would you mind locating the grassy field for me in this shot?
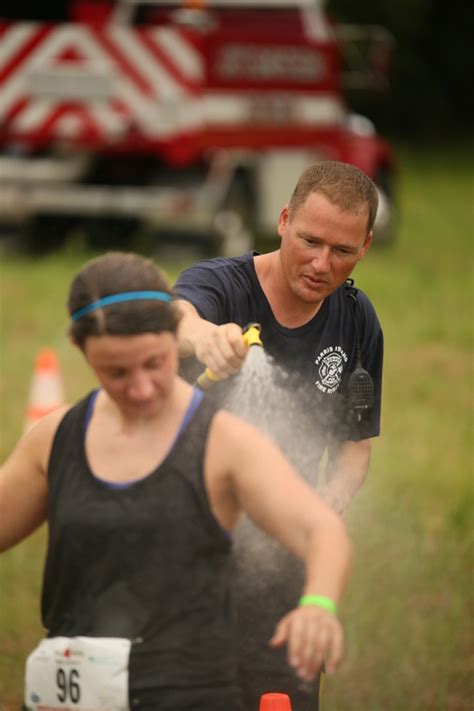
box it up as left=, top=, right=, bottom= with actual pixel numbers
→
left=1, top=143, right=473, bottom=710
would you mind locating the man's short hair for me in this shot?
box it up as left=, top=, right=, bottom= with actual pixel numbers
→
left=288, top=161, right=379, bottom=232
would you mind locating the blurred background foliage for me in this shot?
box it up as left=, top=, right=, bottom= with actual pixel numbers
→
left=327, top=0, right=474, bottom=139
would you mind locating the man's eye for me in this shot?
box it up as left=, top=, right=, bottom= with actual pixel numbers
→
left=146, top=360, right=163, bottom=370
left=109, top=369, right=126, bottom=379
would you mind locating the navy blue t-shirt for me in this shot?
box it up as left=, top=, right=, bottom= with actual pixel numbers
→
left=174, top=251, right=383, bottom=445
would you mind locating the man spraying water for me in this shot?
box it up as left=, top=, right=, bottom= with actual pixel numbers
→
left=174, top=160, right=384, bottom=710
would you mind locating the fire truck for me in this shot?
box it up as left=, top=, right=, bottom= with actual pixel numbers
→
left=0, top=0, right=397, bottom=254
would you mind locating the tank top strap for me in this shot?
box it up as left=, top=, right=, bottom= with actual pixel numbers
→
left=176, top=386, right=203, bottom=439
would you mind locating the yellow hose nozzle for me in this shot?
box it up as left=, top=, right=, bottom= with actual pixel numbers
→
left=195, top=367, right=221, bottom=390
left=242, top=322, right=263, bottom=348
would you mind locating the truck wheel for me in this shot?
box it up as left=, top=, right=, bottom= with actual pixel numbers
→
left=23, top=215, right=71, bottom=254
left=84, top=216, right=139, bottom=251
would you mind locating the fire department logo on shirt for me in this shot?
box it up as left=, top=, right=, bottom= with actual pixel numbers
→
left=314, top=346, right=348, bottom=394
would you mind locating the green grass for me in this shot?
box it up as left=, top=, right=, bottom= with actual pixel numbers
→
left=1, top=143, right=473, bottom=710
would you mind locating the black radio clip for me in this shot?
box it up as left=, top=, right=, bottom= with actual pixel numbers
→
left=345, top=279, right=374, bottom=422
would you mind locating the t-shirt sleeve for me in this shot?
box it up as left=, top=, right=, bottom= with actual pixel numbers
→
left=173, top=263, right=229, bottom=323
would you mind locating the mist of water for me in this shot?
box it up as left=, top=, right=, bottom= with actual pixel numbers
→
left=220, top=346, right=328, bottom=681
left=221, top=345, right=325, bottom=482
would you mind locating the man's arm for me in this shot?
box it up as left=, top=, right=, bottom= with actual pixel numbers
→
left=176, top=299, right=247, bottom=379
left=318, top=438, right=372, bottom=516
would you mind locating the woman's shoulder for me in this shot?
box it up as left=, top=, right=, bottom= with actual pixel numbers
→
left=24, top=404, right=73, bottom=441
left=2, top=403, right=73, bottom=482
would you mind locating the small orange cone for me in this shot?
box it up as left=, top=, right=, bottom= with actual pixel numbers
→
left=259, top=693, right=292, bottom=711
left=24, top=348, right=65, bottom=433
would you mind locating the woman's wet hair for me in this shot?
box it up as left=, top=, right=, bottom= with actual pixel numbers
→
left=288, top=161, right=379, bottom=233
left=68, top=252, right=180, bottom=349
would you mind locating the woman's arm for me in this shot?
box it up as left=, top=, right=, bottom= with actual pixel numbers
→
left=0, top=407, right=67, bottom=552
left=206, top=410, right=353, bottom=680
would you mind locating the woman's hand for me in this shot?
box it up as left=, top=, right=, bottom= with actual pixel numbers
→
left=269, top=605, right=344, bottom=681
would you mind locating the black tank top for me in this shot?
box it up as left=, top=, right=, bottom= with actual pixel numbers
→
left=41, top=391, right=242, bottom=710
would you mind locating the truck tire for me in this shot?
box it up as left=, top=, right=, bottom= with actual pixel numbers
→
left=84, top=216, right=140, bottom=251
left=23, top=215, right=71, bottom=254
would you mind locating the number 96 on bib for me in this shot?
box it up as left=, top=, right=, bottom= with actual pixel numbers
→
left=24, top=636, right=131, bottom=710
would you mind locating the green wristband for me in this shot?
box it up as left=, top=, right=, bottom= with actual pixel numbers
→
left=298, top=594, right=337, bottom=615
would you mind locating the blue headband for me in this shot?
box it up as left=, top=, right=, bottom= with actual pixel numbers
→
left=71, top=291, right=173, bottom=322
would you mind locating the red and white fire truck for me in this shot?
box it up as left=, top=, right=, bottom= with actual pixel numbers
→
left=0, top=0, right=397, bottom=254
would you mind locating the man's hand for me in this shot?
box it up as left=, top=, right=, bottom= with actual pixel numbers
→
left=176, top=299, right=248, bottom=380
left=269, top=606, right=344, bottom=681
left=194, top=322, right=248, bottom=380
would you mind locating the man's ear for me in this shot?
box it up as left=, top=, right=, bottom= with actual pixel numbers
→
left=359, top=230, right=373, bottom=260
left=277, top=205, right=290, bottom=239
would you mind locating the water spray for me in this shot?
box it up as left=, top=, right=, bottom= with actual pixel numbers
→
left=195, top=322, right=263, bottom=390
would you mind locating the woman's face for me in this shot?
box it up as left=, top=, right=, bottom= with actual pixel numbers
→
left=83, top=331, right=179, bottom=419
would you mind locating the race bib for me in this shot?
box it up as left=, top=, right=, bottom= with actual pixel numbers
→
left=24, top=636, right=131, bottom=711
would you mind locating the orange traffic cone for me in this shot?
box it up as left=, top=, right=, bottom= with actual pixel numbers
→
left=24, top=348, right=65, bottom=433
left=259, top=693, right=292, bottom=710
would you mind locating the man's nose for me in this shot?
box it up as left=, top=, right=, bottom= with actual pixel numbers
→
left=312, top=246, right=331, bottom=273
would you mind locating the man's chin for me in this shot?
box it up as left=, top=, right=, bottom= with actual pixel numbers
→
left=299, top=285, right=330, bottom=303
